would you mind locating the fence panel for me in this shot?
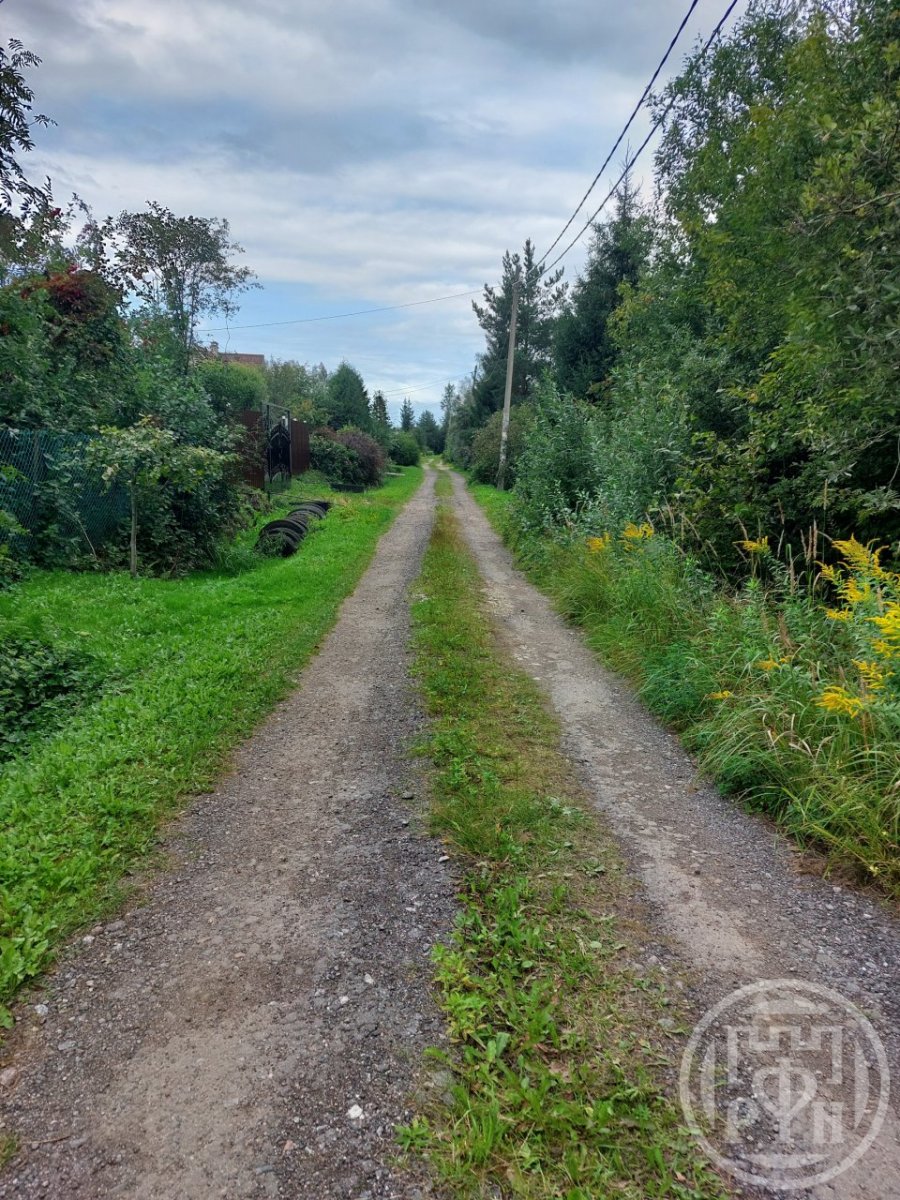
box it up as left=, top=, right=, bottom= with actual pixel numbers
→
left=0, top=427, right=128, bottom=562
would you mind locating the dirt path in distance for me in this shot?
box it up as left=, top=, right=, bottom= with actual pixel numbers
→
left=0, top=468, right=452, bottom=1200
left=449, top=470, right=900, bottom=1200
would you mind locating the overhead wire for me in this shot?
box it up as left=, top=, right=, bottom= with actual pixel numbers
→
left=537, top=0, right=703, bottom=267
left=539, top=0, right=742, bottom=275
left=197, top=288, right=482, bottom=333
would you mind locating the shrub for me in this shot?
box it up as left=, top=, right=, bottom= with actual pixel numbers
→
left=389, top=431, right=420, bottom=466
left=333, top=427, right=385, bottom=487
left=309, top=433, right=365, bottom=489
left=469, top=406, right=534, bottom=485
left=195, top=359, right=268, bottom=420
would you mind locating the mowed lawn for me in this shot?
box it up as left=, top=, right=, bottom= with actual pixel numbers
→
left=0, top=468, right=422, bottom=1011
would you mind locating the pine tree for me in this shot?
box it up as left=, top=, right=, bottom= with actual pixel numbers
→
left=471, top=238, right=567, bottom=420
left=416, top=409, right=443, bottom=453
left=324, top=362, right=370, bottom=429
left=371, top=390, right=390, bottom=427
left=400, top=398, right=415, bottom=431
left=554, top=175, right=651, bottom=400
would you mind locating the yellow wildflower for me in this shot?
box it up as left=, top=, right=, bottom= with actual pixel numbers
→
left=872, top=639, right=895, bottom=659
left=853, top=660, right=887, bottom=691
left=833, top=536, right=887, bottom=577
left=870, top=603, right=900, bottom=646
left=817, top=686, right=864, bottom=718
left=756, top=658, right=780, bottom=671
left=739, top=536, right=769, bottom=554
left=843, top=578, right=871, bottom=605
left=622, top=521, right=654, bottom=541
left=707, top=690, right=733, bottom=700
left=587, top=534, right=612, bottom=553
left=825, top=608, right=852, bottom=621
left=818, top=563, right=838, bottom=583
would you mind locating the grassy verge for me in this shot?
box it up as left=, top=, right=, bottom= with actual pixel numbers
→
left=405, top=499, right=727, bottom=1199
left=0, top=468, right=422, bottom=1013
left=468, top=481, right=900, bottom=898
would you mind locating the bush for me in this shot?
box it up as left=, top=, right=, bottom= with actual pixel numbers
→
left=195, top=359, right=268, bottom=420
left=389, top=431, right=420, bottom=466
left=469, top=406, right=534, bottom=485
left=311, top=428, right=384, bottom=489
left=333, top=427, right=385, bottom=487
left=309, top=433, right=366, bottom=489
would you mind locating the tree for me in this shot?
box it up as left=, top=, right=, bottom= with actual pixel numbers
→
left=472, top=238, right=566, bottom=420
left=195, top=359, right=267, bottom=419
left=83, top=420, right=230, bottom=577
left=371, top=390, right=390, bottom=427
left=0, top=40, right=52, bottom=270
left=324, top=362, right=370, bottom=429
left=415, top=409, right=443, bottom=454
left=399, top=398, right=415, bottom=432
left=554, top=175, right=651, bottom=400
left=369, top=389, right=391, bottom=449
left=109, top=203, right=256, bottom=372
left=263, top=359, right=328, bottom=423
left=439, top=382, right=459, bottom=439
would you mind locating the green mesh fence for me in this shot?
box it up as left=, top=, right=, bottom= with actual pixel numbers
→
left=0, top=427, right=129, bottom=562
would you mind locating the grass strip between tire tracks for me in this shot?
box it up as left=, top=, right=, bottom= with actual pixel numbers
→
left=0, top=468, right=422, bottom=1015
left=404, top=485, right=727, bottom=1199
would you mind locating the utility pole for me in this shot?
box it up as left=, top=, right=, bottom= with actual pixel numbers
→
left=496, top=277, right=519, bottom=490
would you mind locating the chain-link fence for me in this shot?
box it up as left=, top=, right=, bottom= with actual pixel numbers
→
left=0, top=427, right=129, bottom=563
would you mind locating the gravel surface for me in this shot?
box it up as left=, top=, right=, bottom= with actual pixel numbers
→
left=450, top=471, right=900, bottom=1200
left=0, top=468, right=454, bottom=1200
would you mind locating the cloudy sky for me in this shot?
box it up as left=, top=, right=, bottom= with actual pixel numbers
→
left=6, top=0, right=733, bottom=420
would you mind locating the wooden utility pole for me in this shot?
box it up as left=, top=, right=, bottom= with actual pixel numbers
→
left=496, top=278, right=519, bottom=490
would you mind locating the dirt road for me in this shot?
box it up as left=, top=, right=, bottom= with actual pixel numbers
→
left=449, top=470, right=900, bottom=1200
left=0, top=469, right=452, bottom=1200
left=2, top=466, right=898, bottom=1200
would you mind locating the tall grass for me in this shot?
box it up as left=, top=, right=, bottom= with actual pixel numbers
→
left=469, top=484, right=900, bottom=897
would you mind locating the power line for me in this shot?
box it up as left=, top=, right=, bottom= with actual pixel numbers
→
left=540, top=0, right=742, bottom=275
left=197, top=288, right=482, bottom=333
left=537, top=0, right=703, bottom=267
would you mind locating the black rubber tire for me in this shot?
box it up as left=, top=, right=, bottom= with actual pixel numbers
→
left=256, top=518, right=308, bottom=558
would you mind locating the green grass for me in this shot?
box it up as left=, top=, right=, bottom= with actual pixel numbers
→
left=404, top=501, right=727, bottom=1200
left=468, top=479, right=900, bottom=898
left=0, top=468, right=422, bottom=1011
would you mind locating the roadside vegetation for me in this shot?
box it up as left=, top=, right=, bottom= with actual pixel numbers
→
left=442, top=0, right=899, bottom=896
left=0, top=468, right=421, bottom=1017
left=405, top=486, right=727, bottom=1199
left=473, top=485, right=900, bottom=898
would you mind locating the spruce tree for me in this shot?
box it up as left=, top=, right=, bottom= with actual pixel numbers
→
left=400, top=398, right=415, bottom=431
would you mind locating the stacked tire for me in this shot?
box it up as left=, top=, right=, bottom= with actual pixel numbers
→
left=256, top=500, right=332, bottom=558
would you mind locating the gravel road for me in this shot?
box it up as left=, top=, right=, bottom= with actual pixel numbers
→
left=449, top=471, right=900, bottom=1200
left=0, top=468, right=453, bottom=1200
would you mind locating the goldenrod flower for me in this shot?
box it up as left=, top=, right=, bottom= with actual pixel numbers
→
left=707, top=690, right=733, bottom=700
left=818, top=563, right=838, bottom=583
left=587, top=534, right=612, bottom=553
left=870, top=603, right=900, bottom=645
left=817, top=686, right=864, bottom=718
left=739, top=536, right=769, bottom=554
left=622, top=521, right=653, bottom=541
left=853, top=660, right=887, bottom=691
left=756, top=658, right=780, bottom=671
left=833, top=536, right=888, bottom=577
left=825, top=608, right=852, bottom=621
left=843, top=578, right=871, bottom=605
